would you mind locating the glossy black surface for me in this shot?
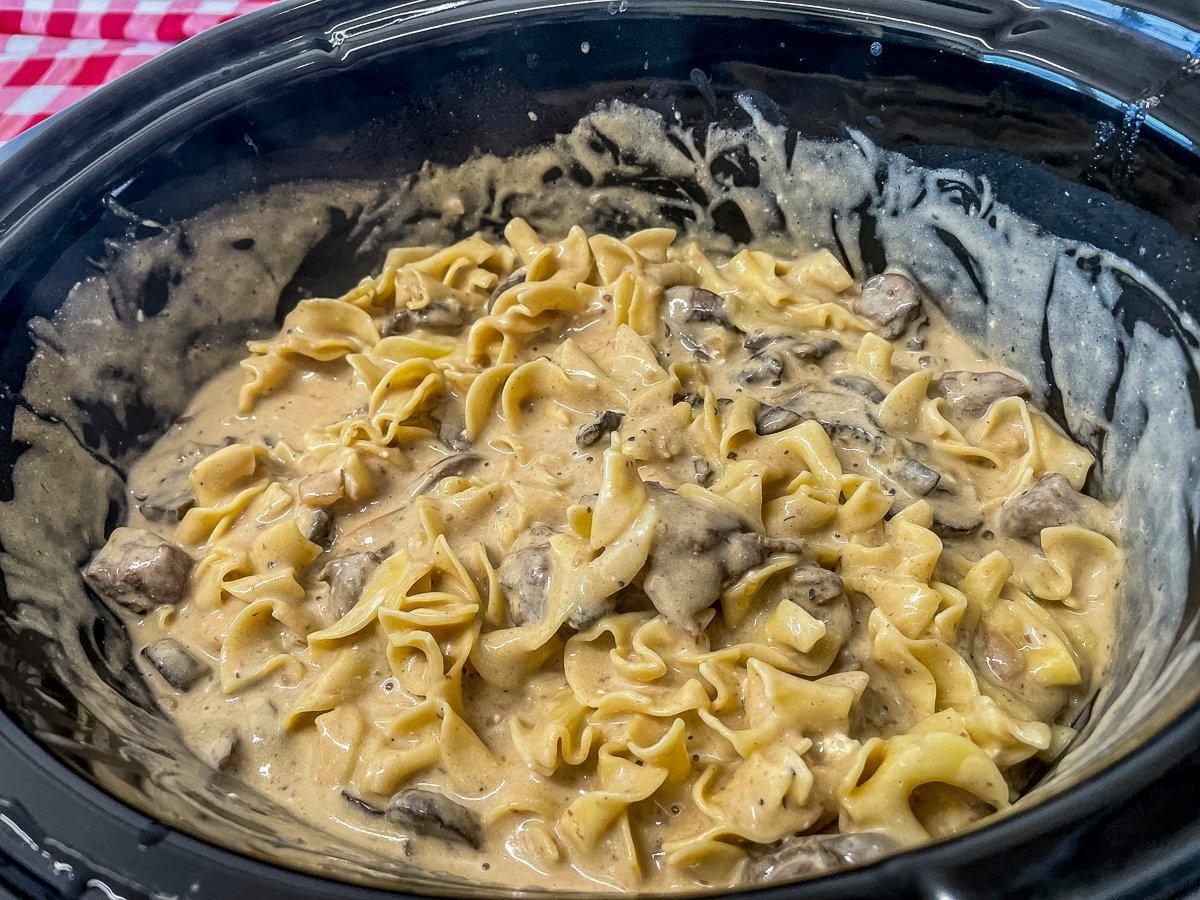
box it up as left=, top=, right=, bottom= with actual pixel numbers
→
left=0, top=1, right=1199, bottom=897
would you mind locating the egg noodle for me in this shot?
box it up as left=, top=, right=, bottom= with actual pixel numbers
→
left=112, top=220, right=1119, bottom=890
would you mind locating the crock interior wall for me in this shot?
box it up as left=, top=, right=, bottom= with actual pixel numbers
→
left=1, top=6, right=1198, bottom=894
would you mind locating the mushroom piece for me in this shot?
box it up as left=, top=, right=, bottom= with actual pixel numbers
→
left=735, top=350, right=786, bottom=385
left=436, top=406, right=471, bottom=451
left=692, top=457, right=715, bottom=487
left=488, top=266, right=528, bottom=311
left=890, top=458, right=942, bottom=497
left=498, top=525, right=555, bottom=627
left=788, top=565, right=844, bottom=604
left=931, top=370, right=1029, bottom=418
left=298, top=468, right=346, bottom=507
left=665, top=286, right=738, bottom=330
left=576, top=410, right=625, bottom=449
left=384, top=298, right=467, bottom=335
left=784, top=390, right=884, bottom=453
left=790, top=337, right=841, bottom=361
left=137, top=477, right=195, bottom=524
left=410, top=452, right=482, bottom=496
left=854, top=273, right=922, bottom=339
left=743, top=832, right=899, bottom=883
left=134, top=443, right=210, bottom=523
left=319, top=552, right=382, bottom=622
left=831, top=375, right=885, bottom=404
left=999, top=474, right=1085, bottom=542
left=754, top=404, right=802, bottom=436
left=297, top=504, right=333, bottom=546
left=641, top=483, right=796, bottom=631
left=385, top=789, right=482, bottom=849
left=199, top=730, right=241, bottom=771
left=84, top=527, right=192, bottom=614
left=743, top=331, right=782, bottom=353
left=926, top=480, right=985, bottom=537
left=499, top=525, right=614, bottom=630
left=973, top=625, right=1027, bottom=686
left=141, top=638, right=209, bottom=691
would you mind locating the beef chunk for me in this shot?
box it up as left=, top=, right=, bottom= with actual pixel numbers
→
left=853, top=273, right=922, bottom=339
left=1000, top=474, right=1084, bottom=542
left=932, top=370, right=1029, bottom=418
left=84, top=527, right=192, bottom=614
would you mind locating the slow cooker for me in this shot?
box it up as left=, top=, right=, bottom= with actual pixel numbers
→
left=1, top=0, right=1200, bottom=897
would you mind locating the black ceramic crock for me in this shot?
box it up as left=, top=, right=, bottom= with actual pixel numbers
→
left=2, top=1, right=1200, bottom=897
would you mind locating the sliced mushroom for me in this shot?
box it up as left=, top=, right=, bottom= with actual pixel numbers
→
left=488, top=266, right=527, bottom=311
left=784, top=390, right=884, bottom=453
left=788, top=565, right=844, bottom=604
left=436, top=407, right=471, bottom=451
left=141, top=638, right=209, bottom=691
left=137, top=478, right=195, bottom=524
left=642, top=483, right=785, bottom=631
left=385, top=789, right=482, bottom=848
left=754, top=404, right=802, bottom=436
left=736, top=350, right=785, bottom=385
left=931, top=370, right=1029, bottom=418
left=135, top=443, right=209, bottom=523
left=410, top=452, right=482, bottom=496
left=999, top=474, right=1083, bottom=542
left=320, top=552, right=382, bottom=622
left=576, top=410, right=625, bottom=449
left=743, top=331, right=782, bottom=353
left=854, top=273, right=922, bottom=339
left=973, top=625, right=1027, bottom=686
left=665, top=286, right=738, bottom=330
left=790, top=337, right=841, bottom=361
left=342, top=791, right=385, bottom=817
left=384, top=298, right=467, bottom=335
left=927, top=481, right=985, bottom=537
left=298, top=469, right=346, bottom=507
left=499, top=525, right=555, bottom=627
left=744, top=832, right=899, bottom=883
left=297, top=504, right=333, bottom=545
left=84, top=527, right=192, bottom=614
left=200, top=730, right=241, bottom=771
left=890, top=458, right=941, bottom=497
left=831, top=375, right=885, bottom=404
left=692, top=457, right=715, bottom=487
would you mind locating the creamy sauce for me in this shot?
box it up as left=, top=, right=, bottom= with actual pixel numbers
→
left=95, top=222, right=1122, bottom=891
left=6, top=99, right=1193, bottom=893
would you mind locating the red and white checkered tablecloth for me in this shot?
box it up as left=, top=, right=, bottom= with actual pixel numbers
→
left=0, top=0, right=272, bottom=142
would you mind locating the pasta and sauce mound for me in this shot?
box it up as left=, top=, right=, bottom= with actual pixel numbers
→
left=84, top=220, right=1121, bottom=890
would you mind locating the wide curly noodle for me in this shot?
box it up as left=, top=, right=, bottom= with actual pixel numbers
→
left=119, top=220, right=1119, bottom=891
